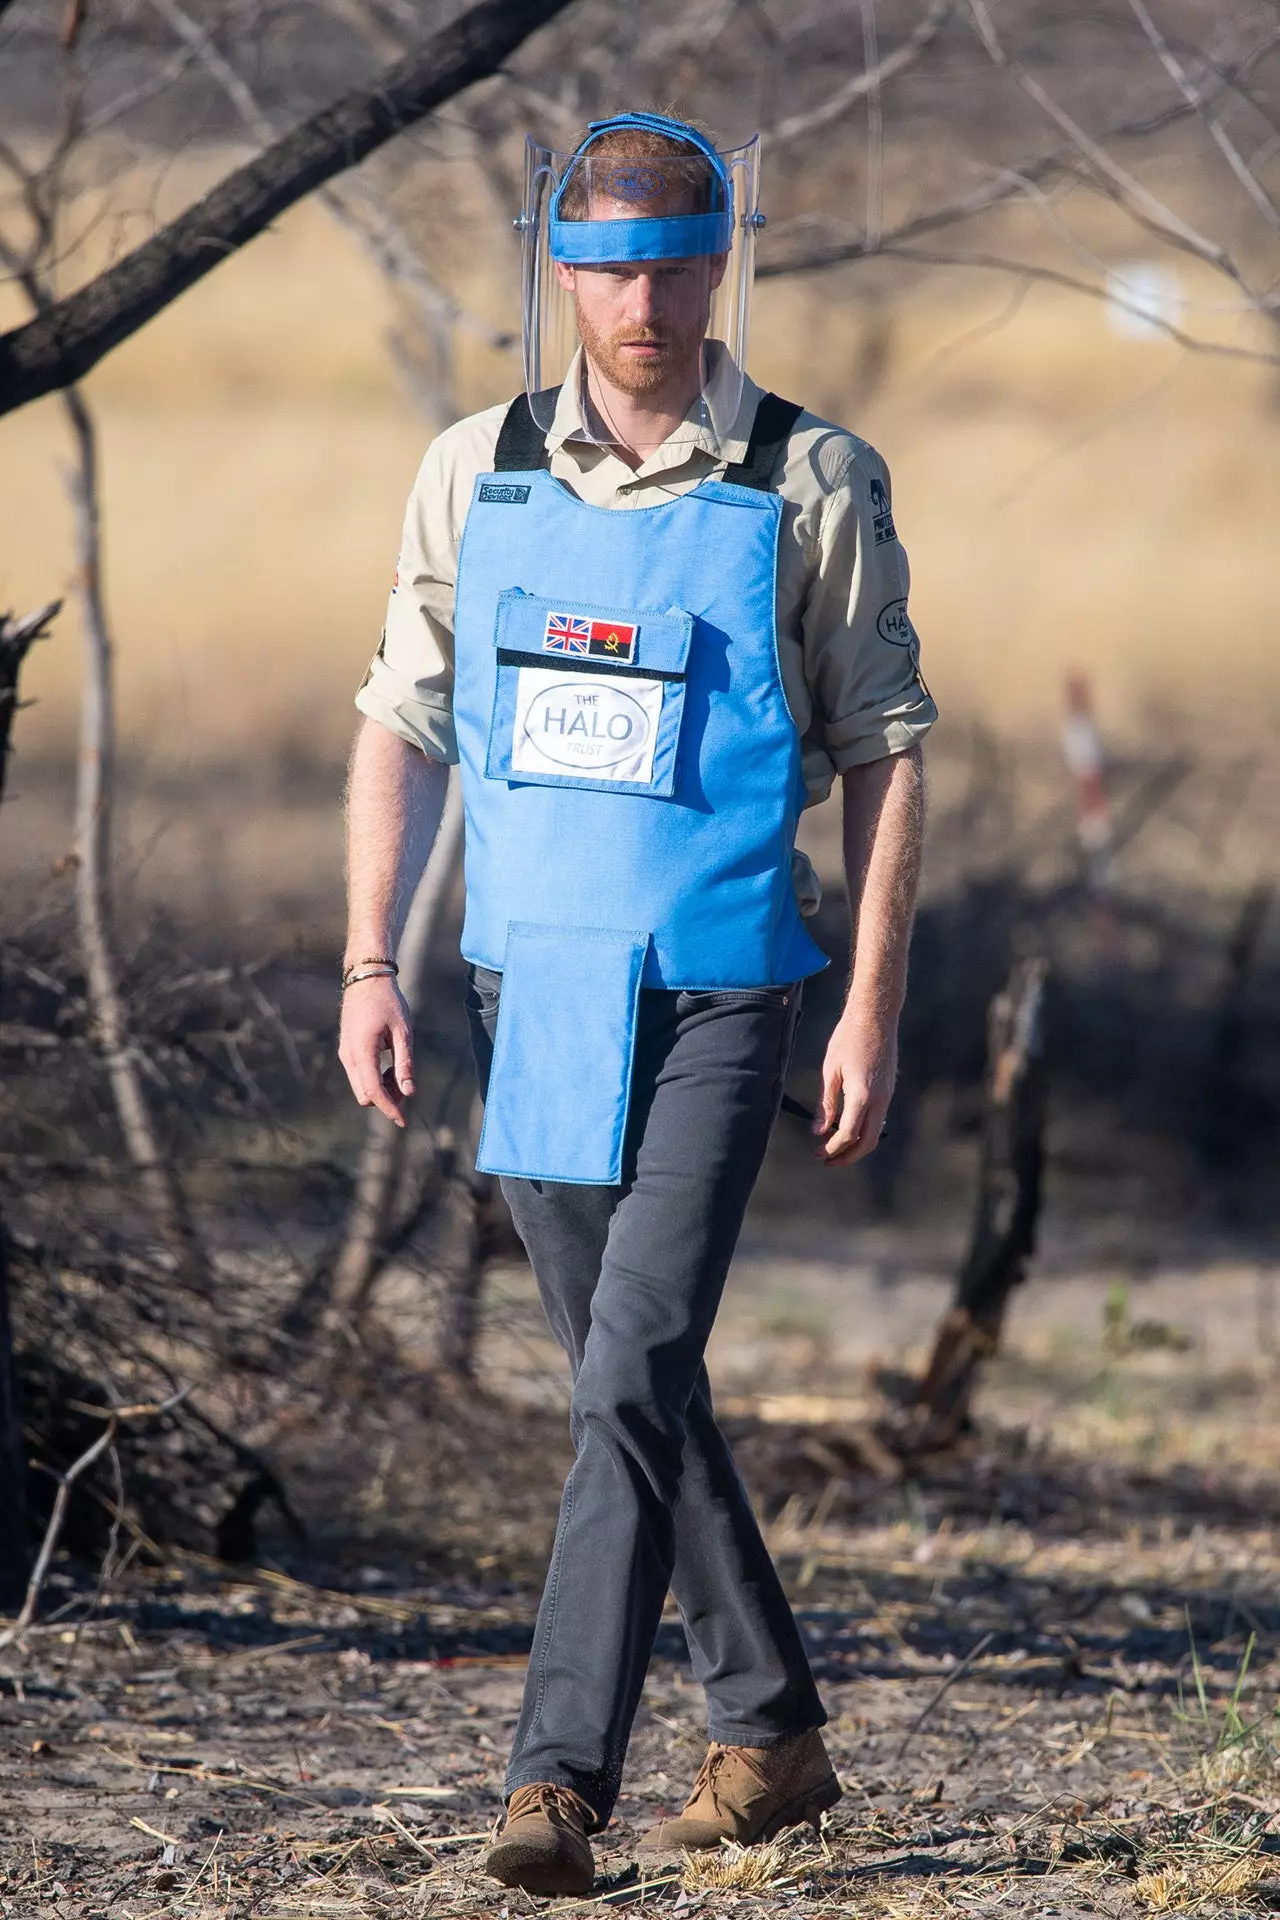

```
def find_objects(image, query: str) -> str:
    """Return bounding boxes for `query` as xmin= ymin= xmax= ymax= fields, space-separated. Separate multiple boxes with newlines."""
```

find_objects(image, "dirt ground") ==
xmin=5 ymin=1266 xmax=1280 ymax=1919
xmin=6 ymin=55 xmax=1280 ymax=1915
xmin=4 ymin=705 xmax=1279 ymax=1920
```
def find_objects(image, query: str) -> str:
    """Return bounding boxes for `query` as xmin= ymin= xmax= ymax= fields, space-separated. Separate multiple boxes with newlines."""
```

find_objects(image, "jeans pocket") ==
xmin=467 ymin=963 xmax=502 ymax=997
xmin=465 ymin=965 xmax=503 ymax=1027
xmin=680 ymin=985 xmax=796 ymax=1011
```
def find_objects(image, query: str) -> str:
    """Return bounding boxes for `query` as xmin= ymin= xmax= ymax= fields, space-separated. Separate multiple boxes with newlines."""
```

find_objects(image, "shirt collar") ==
xmin=545 ymin=342 xmax=761 ymax=477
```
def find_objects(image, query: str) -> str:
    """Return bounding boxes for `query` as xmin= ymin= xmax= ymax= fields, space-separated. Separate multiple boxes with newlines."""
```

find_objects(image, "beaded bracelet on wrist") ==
xmin=341 ymin=957 xmax=399 ymax=991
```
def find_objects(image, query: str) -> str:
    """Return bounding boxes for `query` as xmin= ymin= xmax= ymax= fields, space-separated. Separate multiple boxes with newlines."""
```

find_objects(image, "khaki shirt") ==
xmin=357 ymin=351 xmax=937 ymax=908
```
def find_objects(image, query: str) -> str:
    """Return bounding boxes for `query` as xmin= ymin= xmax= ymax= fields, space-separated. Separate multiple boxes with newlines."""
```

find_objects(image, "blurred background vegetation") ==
xmin=0 ymin=0 xmax=1277 ymax=1571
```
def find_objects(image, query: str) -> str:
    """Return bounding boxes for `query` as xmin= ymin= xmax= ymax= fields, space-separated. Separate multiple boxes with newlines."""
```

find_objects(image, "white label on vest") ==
xmin=511 ymin=668 xmax=664 ymax=785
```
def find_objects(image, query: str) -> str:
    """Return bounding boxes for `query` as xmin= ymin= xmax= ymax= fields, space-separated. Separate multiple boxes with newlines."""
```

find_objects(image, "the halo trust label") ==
xmin=511 ymin=668 xmax=663 ymax=785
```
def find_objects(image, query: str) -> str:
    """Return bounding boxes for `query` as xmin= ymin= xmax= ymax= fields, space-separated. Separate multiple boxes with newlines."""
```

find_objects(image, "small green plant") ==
xmin=1103 ymin=1282 xmax=1131 ymax=1355
xmin=1176 ymin=1626 xmax=1279 ymax=1793
xmin=757 ymin=1306 xmax=830 ymax=1341
xmin=1102 ymin=1283 xmax=1193 ymax=1358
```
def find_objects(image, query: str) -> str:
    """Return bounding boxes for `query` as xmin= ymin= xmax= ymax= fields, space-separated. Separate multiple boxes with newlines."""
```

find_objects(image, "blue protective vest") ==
xmin=453 ymin=392 xmax=828 ymax=1185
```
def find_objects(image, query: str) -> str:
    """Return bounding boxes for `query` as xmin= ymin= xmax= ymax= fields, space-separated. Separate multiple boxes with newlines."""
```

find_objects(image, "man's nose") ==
xmin=624 ymin=272 xmax=660 ymax=324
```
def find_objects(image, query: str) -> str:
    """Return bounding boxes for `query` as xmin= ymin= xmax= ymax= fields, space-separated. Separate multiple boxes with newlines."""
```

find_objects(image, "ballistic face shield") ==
xmin=518 ymin=112 xmax=763 ymax=452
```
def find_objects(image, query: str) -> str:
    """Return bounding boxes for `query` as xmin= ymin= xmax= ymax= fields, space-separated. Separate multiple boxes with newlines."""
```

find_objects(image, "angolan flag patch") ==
xmin=542 ymin=611 xmax=638 ymax=662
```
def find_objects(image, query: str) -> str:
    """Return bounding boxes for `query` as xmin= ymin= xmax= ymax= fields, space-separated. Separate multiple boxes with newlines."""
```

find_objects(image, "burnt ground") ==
xmin=4 ymin=1374 xmax=1280 ymax=1920
xmin=3 ymin=737 xmax=1280 ymax=1913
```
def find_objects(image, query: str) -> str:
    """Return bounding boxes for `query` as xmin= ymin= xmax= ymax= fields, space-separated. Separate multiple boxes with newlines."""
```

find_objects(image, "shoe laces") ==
xmin=509 ymin=1782 xmax=591 ymax=1831
xmin=684 ymin=1743 xmax=771 ymax=1816
xmin=685 ymin=1746 xmax=730 ymax=1813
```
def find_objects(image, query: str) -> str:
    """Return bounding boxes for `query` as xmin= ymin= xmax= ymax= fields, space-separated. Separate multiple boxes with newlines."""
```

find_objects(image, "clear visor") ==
xmin=520 ymin=135 xmax=761 ymax=454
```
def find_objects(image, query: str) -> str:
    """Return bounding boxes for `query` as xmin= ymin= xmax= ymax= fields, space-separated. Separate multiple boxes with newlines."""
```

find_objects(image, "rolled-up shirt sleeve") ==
xmin=801 ymin=443 xmax=937 ymax=782
xmin=354 ymin=407 xmax=506 ymax=762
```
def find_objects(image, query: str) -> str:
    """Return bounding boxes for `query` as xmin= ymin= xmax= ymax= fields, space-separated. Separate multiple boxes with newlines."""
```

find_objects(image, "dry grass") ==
xmin=1133 ymin=1851 xmax=1272 ymax=1914
xmin=679 ymin=1835 xmax=794 ymax=1892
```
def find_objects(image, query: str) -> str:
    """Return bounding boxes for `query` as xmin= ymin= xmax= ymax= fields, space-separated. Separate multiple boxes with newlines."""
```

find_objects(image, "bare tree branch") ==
xmin=149 ymin=0 xmax=516 ymax=370
xmin=0 ymin=1388 xmax=188 ymax=1650
xmin=60 ymin=0 xmax=88 ymax=51
xmin=869 ymin=244 xmax=1280 ymax=365
xmin=0 ymin=0 xmax=576 ymax=419
xmin=0 ymin=601 xmax=59 ymax=798
xmin=758 ymin=88 xmax=1221 ymax=280
xmin=62 ymin=385 xmax=211 ymax=1286
xmin=641 ymin=0 xmax=737 ymax=62
xmin=1127 ymin=0 xmax=1280 ymax=236
xmin=965 ymin=0 xmax=1269 ymax=311
xmin=766 ymin=0 xmax=955 ymax=147
xmin=83 ymin=42 xmax=204 ymax=138
xmin=0 ymin=1421 xmax=117 ymax=1650
xmin=0 ymin=600 xmax=60 ymax=1611
xmin=859 ymin=0 xmax=884 ymax=250
xmin=762 ymin=27 xmax=1280 ymax=352
xmin=496 ymin=70 xmax=580 ymax=143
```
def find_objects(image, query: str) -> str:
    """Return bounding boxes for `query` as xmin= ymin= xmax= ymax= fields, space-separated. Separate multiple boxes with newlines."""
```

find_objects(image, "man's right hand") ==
xmin=338 ymin=974 xmax=416 ymax=1127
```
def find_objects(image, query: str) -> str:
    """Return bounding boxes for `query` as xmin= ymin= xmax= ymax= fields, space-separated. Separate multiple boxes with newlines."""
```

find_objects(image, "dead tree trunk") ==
xmin=1200 ymin=882 xmax=1273 ymax=1173
xmin=911 ymin=956 xmax=1048 ymax=1447
xmin=0 ymin=601 xmax=60 ymax=1608
xmin=63 ymin=390 xmax=206 ymax=1288
xmin=0 ymin=601 xmax=58 ymax=798
xmin=0 ymin=1219 xmax=25 ymax=1609
xmin=332 ymin=769 xmax=465 ymax=1320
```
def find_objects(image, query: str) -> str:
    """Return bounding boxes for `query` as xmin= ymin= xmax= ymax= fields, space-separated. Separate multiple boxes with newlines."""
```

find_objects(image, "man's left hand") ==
xmin=812 ymin=1017 xmax=897 ymax=1165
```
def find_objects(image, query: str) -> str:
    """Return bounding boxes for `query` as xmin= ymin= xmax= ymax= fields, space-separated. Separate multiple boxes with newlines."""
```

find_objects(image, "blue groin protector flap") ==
xmin=476 ymin=922 xmax=649 ymax=1184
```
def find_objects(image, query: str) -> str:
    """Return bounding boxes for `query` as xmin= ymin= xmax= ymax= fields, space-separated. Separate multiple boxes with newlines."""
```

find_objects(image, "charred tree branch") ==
xmin=0 ymin=602 xmax=61 ymax=1608
xmin=912 ymin=957 xmax=1048 ymax=1447
xmin=0 ymin=1389 xmax=188 ymax=1649
xmin=0 ymin=600 xmax=59 ymax=802
xmin=0 ymin=0 xmax=576 ymax=418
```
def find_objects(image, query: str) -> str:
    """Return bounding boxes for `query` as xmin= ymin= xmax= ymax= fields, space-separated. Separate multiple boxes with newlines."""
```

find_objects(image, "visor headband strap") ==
xmin=582 ymin=113 xmax=726 ymax=183
xmin=549 ymin=113 xmax=734 ymax=263
xmin=549 ymin=210 xmax=732 ymax=264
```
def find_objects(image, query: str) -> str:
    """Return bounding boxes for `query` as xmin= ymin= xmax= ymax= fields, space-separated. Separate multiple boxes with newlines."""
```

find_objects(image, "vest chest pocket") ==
xmin=485 ymin=588 xmax=693 ymax=799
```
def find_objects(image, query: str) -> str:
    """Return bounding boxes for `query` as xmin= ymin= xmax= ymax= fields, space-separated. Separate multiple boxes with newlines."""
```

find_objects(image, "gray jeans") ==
xmin=466 ymin=966 xmax=825 ymax=1827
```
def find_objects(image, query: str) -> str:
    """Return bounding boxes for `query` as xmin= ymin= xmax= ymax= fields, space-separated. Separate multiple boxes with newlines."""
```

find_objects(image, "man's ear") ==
xmin=554 ymin=261 xmax=576 ymax=292
xmin=708 ymin=252 xmax=729 ymax=293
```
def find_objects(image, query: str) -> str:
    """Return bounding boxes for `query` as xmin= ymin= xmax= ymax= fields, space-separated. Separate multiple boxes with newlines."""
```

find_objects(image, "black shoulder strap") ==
xmin=494 ymin=385 xmax=800 ymax=485
xmin=492 ymin=389 xmax=560 ymax=472
xmin=721 ymin=392 xmax=804 ymax=492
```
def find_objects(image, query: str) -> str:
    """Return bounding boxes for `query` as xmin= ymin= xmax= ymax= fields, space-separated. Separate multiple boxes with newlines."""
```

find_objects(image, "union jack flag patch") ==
xmin=543 ymin=612 xmax=591 ymax=654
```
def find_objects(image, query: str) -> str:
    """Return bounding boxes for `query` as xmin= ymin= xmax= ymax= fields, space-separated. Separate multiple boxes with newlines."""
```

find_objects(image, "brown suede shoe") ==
xmin=484 ymin=1782 xmax=595 ymax=1895
xmin=639 ymin=1730 xmax=841 ymax=1853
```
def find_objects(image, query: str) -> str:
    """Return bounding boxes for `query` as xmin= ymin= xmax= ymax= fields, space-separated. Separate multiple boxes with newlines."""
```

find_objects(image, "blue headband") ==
xmin=549 ymin=113 xmax=734 ymax=264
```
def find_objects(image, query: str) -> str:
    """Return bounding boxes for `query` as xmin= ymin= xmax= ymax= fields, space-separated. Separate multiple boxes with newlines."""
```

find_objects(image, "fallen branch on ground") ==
xmin=0 ymin=1386 xmax=188 ymax=1651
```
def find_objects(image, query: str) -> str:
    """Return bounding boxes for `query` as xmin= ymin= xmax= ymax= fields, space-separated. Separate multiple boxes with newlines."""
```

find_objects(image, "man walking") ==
xmin=339 ymin=113 xmax=934 ymax=1896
